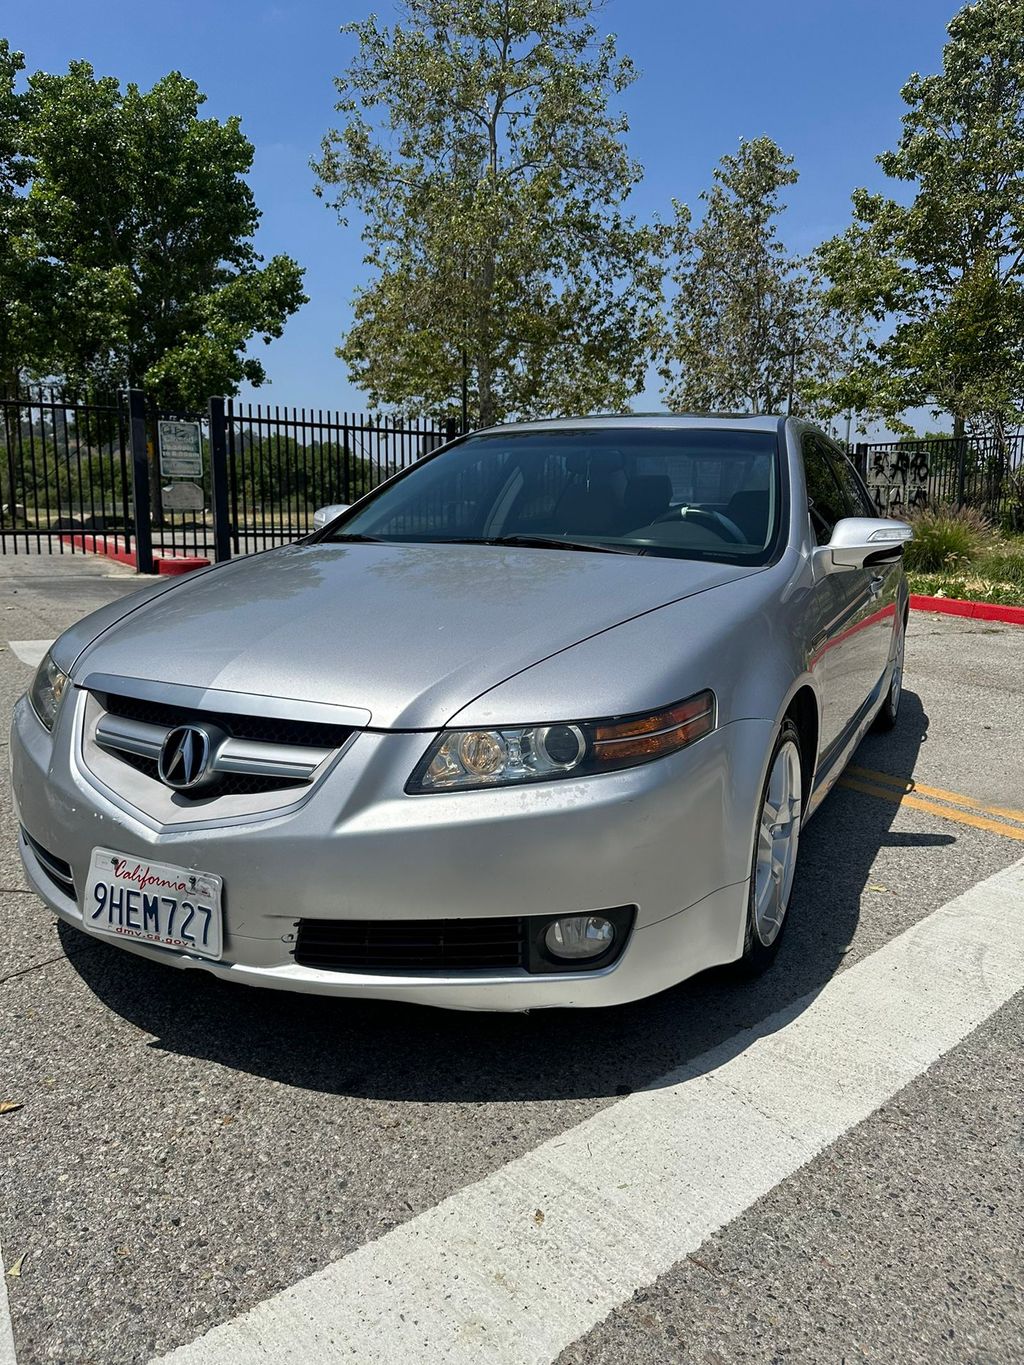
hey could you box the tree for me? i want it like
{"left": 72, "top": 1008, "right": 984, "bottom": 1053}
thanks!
{"left": 24, "top": 63, "right": 306, "bottom": 408}
{"left": 660, "top": 137, "right": 853, "bottom": 419}
{"left": 818, "top": 0, "right": 1024, "bottom": 438}
{"left": 0, "top": 39, "right": 55, "bottom": 390}
{"left": 315, "top": 0, "right": 665, "bottom": 428}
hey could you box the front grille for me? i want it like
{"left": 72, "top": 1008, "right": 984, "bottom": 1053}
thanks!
{"left": 294, "top": 917, "right": 526, "bottom": 971}
{"left": 102, "top": 692, "right": 352, "bottom": 750}
{"left": 21, "top": 827, "right": 76, "bottom": 901}
{"left": 93, "top": 690, "right": 353, "bottom": 800}
{"left": 109, "top": 748, "right": 305, "bottom": 800}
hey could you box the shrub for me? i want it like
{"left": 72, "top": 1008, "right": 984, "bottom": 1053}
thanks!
{"left": 903, "top": 505, "right": 989, "bottom": 573}
{"left": 906, "top": 570, "right": 1024, "bottom": 607}
{"left": 976, "top": 549, "right": 1024, "bottom": 588}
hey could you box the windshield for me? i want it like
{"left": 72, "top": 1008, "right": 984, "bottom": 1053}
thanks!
{"left": 323, "top": 427, "right": 783, "bottom": 564}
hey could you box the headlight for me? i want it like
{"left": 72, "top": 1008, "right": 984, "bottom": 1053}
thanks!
{"left": 407, "top": 690, "right": 715, "bottom": 793}
{"left": 28, "top": 652, "right": 71, "bottom": 732}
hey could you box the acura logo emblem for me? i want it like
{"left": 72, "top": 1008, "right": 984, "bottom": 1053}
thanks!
{"left": 158, "top": 725, "right": 214, "bottom": 790}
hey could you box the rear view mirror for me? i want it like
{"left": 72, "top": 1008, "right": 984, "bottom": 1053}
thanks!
{"left": 815, "top": 517, "right": 912, "bottom": 573}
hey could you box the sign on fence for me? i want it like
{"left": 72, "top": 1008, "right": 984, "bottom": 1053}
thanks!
{"left": 865, "top": 446, "right": 931, "bottom": 516}
{"left": 158, "top": 421, "right": 204, "bottom": 479}
{"left": 161, "top": 481, "right": 205, "bottom": 511}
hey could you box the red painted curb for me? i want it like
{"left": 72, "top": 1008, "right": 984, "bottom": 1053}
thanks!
{"left": 152, "top": 554, "right": 210, "bottom": 576}
{"left": 59, "top": 533, "right": 210, "bottom": 576}
{"left": 910, "top": 593, "right": 1024, "bottom": 626}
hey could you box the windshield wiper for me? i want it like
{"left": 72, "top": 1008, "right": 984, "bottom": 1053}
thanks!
{"left": 326, "top": 533, "right": 386, "bottom": 543}
{"left": 485, "top": 534, "right": 643, "bottom": 555}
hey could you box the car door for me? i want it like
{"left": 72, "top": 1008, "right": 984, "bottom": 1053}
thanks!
{"left": 802, "top": 435, "right": 891, "bottom": 754}
{"left": 823, "top": 437, "right": 901, "bottom": 703}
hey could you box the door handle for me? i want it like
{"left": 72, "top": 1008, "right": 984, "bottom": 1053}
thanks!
{"left": 869, "top": 573, "right": 884, "bottom": 597}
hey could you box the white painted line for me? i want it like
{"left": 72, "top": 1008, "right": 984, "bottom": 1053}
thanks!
{"left": 0, "top": 1237, "right": 17, "bottom": 1365}
{"left": 156, "top": 857, "right": 1024, "bottom": 1365}
{"left": 6, "top": 641, "right": 53, "bottom": 670}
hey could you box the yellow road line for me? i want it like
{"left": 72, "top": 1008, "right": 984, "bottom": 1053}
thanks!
{"left": 847, "top": 765, "right": 1024, "bottom": 826}
{"left": 839, "top": 776, "right": 1024, "bottom": 842}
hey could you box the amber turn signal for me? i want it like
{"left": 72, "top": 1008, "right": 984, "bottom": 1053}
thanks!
{"left": 592, "top": 690, "right": 716, "bottom": 764}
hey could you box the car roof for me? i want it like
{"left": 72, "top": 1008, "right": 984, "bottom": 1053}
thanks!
{"left": 474, "top": 413, "right": 786, "bottom": 435}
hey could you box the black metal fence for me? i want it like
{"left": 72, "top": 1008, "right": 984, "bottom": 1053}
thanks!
{"left": 855, "top": 434, "right": 1024, "bottom": 528}
{"left": 0, "top": 386, "right": 454, "bottom": 567}
{"left": 0, "top": 386, "right": 134, "bottom": 556}
{"left": 223, "top": 400, "right": 454, "bottom": 554}
{"left": 5, "top": 389, "right": 1023, "bottom": 569}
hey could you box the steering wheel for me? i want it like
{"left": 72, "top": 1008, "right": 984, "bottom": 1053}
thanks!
{"left": 665, "top": 505, "right": 747, "bottom": 545}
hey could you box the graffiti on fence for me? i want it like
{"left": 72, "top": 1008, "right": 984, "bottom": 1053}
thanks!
{"left": 865, "top": 446, "right": 930, "bottom": 515}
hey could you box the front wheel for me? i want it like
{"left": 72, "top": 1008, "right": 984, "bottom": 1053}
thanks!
{"left": 738, "top": 720, "right": 803, "bottom": 976}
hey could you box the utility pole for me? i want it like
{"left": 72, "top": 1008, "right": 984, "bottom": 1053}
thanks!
{"left": 460, "top": 255, "right": 469, "bottom": 433}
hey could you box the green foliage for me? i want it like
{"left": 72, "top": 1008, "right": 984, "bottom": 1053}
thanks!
{"left": 977, "top": 548, "right": 1024, "bottom": 588}
{"left": 21, "top": 62, "right": 306, "bottom": 408}
{"left": 903, "top": 504, "right": 989, "bottom": 572}
{"left": 0, "top": 39, "right": 55, "bottom": 387}
{"left": 231, "top": 430, "right": 374, "bottom": 509}
{"left": 1000, "top": 466, "right": 1024, "bottom": 534}
{"left": 660, "top": 138, "right": 859, "bottom": 420}
{"left": 818, "top": 0, "right": 1024, "bottom": 430}
{"left": 906, "top": 570, "right": 1024, "bottom": 608}
{"left": 314, "top": 0, "right": 666, "bottom": 427}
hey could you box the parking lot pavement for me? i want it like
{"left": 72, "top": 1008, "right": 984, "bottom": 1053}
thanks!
{"left": 1, "top": 566, "right": 1022, "bottom": 1365}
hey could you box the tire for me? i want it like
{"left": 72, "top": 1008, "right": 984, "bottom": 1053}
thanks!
{"left": 737, "top": 719, "right": 803, "bottom": 976}
{"left": 872, "top": 615, "right": 905, "bottom": 732}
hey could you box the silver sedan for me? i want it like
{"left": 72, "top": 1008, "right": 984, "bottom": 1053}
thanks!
{"left": 11, "top": 415, "right": 910, "bottom": 1010}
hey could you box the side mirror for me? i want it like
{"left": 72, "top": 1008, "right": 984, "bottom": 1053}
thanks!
{"left": 814, "top": 517, "right": 912, "bottom": 574}
{"left": 312, "top": 503, "right": 350, "bottom": 532}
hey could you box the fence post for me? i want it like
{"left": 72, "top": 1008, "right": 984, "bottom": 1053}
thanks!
{"left": 208, "top": 395, "right": 232, "bottom": 563}
{"left": 854, "top": 442, "right": 868, "bottom": 480}
{"left": 127, "top": 389, "right": 154, "bottom": 575}
{"left": 445, "top": 417, "right": 460, "bottom": 443}
{"left": 955, "top": 436, "right": 967, "bottom": 508}
{"left": 227, "top": 397, "right": 241, "bottom": 555}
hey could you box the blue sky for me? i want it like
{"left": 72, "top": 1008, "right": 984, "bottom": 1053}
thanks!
{"left": 8, "top": 0, "right": 955, "bottom": 421}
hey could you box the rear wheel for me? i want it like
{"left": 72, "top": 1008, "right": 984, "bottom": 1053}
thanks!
{"left": 738, "top": 720, "right": 803, "bottom": 975}
{"left": 873, "top": 616, "right": 905, "bottom": 732}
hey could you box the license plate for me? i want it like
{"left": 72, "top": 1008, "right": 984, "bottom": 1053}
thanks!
{"left": 85, "top": 848, "right": 223, "bottom": 961}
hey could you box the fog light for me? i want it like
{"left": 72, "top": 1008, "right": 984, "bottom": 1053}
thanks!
{"left": 544, "top": 915, "right": 615, "bottom": 960}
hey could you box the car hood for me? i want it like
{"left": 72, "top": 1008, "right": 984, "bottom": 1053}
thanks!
{"left": 73, "top": 542, "right": 760, "bottom": 730}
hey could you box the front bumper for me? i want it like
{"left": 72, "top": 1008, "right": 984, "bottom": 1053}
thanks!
{"left": 11, "top": 690, "right": 772, "bottom": 1009}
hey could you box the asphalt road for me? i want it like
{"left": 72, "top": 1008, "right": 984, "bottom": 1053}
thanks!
{"left": 1, "top": 554, "right": 1022, "bottom": 1365}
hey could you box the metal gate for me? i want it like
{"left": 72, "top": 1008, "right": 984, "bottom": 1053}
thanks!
{"left": 0, "top": 387, "right": 134, "bottom": 557}
{"left": 1, "top": 386, "right": 454, "bottom": 570}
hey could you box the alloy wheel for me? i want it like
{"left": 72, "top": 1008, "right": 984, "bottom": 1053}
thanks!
{"left": 753, "top": 739, "right": 802, "bottom": 947}
{"left": 890, "top": 626, "right": 905, "bottom": 717}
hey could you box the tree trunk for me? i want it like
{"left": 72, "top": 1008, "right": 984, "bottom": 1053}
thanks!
{"left": 952, "top": 413, "right": 966, "bottom": 508}
{"left": 476, "top": 246, "right": 498, "bottom": 429}
{"left": 477, "top": 354, "right": 496, "bottom": 429}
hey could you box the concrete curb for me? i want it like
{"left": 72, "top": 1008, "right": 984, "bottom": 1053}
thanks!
{"left": 910, "top": 593, "right": 1024, "bottom": 626}
{"left": 59, "top": 533, "right": 210, "bottom": 576}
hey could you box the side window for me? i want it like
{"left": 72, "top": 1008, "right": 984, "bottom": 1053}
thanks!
{"left": 824, "top": 443, "right": 876, "bottom": 519}
{"left": 801, "top": 436, "right": 851, "bottom": 543}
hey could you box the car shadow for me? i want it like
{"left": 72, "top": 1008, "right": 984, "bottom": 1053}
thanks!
{"left": 63, "top": 691, "right": 945, "bottom": 1104}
